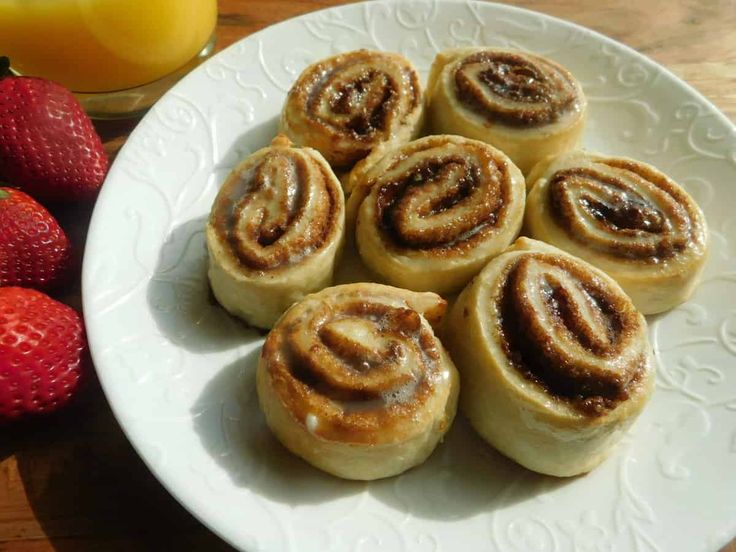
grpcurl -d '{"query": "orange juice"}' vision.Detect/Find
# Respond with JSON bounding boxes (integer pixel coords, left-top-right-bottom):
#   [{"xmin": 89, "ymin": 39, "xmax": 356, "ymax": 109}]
[{"xmin": 0, "ymin": 0, "xmax": 217, "ymax": 92}]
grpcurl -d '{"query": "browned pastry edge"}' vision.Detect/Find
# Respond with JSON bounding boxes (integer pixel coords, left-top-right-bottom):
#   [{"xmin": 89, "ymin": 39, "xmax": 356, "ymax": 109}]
[
  {"xmin": 285, "ymin": 49, "xmax": 422, "ymax": 169},
  {"xmin": 362, "ymin": 137, "xmax": 516, "ymax": 255},
  {"xmin": 210, "ymin": 140, "xmax": 341, "ymax": 272},
  {"xmin": 261, "ymin": 288, "xmax": 448, "ymax": 444},
  {"xmin": 546, "ymin": 157, "xmax": 706, "ymax": 263},
  {"xmin": 453, "ymin": 50, "xmax": 581, "ymax": 128},
  {"xmin": 495, "ymin": 252, "xmax": 647, "ymax": 416}
]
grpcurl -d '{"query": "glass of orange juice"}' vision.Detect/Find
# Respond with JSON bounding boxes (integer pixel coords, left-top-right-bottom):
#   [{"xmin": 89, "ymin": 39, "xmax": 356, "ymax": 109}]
[{"xmin": 0, "ymin": 0, "xmax": 217, "ymax": 118}]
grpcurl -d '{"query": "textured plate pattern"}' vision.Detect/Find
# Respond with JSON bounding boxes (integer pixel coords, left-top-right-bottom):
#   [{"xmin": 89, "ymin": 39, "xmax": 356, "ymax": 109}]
[{"xmin": 82, "ymin": 1, "xmax": 736, "ymax": 551}]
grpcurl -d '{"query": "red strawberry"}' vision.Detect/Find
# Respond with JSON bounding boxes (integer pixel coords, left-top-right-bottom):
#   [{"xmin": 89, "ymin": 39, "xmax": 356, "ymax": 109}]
[
  {"xmin": 0, "ymin": 60, "xmax": 108, "ymax": 202},
  {"xmin": 0, "ymin": 187, "xmax": 72, "ymax": 290},
  {"xmin": 0, "ymin": 287, "xmax": 86, "ymax": 422}
]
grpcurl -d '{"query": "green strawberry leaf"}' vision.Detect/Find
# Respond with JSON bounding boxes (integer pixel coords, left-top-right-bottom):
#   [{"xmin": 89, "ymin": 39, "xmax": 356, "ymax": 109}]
[
  {"xmin": 0, "ymin": 57, "xmax": 10, "ymax": 78},
  {"xmin": 0, "ymin": 189, "xmax": 9, "ymax": 200}
]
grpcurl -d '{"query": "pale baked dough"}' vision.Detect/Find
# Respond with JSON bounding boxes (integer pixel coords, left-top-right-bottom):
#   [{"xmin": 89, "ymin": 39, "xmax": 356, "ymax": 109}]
[
  {"xmin": 206, "ymin": 135, "xmax": 345, "ymax": 329},
  {"xmin": 257, "ymin": 283, "xmax": 459, "ymax": 480},
  {"xmin": 281, "ymin": 49, "xmax": 424, "ymax": 175},
  {"xmin": 525, "ymin": 151, "xmax": 709, "ymax": 314},
  {"xmin": 426, "ymin": 48, "xmax": 586, "ymax": 175},
  {"xmin": 348, "ymin": 134, "xmax": 525, "ymax": 295},
  {"xmin": 444, "ymin": 238, "xmax": 655, "ymax": 477}
]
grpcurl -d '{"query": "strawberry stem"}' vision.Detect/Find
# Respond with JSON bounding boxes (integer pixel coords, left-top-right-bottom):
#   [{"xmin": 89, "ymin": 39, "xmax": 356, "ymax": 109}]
[{"xmin": 0, "ymin": 57, "xmax": 10, "ymax": 78}]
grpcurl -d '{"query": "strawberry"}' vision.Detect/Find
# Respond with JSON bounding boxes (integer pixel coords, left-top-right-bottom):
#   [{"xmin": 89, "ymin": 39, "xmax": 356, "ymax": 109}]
[
  {"xmin": 0, "ymin": 187, "xmax": 72, "ymax": 290},
  {"xmin": 0, "ymin": 57, "xmax": 109, "ymax": 202},
  {"xmin": 0, "ymin": 287, "xmax": 86, "ymax": 422}
]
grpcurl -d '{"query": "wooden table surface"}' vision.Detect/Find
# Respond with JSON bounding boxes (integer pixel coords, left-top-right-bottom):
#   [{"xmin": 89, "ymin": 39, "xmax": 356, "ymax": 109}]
[{"xmin": 1, "ymin": 1, "xmax": 734, "ymax": 550}]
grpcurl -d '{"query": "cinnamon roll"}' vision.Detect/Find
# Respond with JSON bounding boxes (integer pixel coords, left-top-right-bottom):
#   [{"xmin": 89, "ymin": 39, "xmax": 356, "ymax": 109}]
[
  {"xmin": 206, "ymin": 135, "xmax": 345, "ymax": 329},
  {"xmin": 426, "ymin": 48, "xmax": 586, "ymax": 175},
  {"xmin": 257, "ymin": 283, "xmax": 459, "ymax": 480},
  {"xmin": 525, "ymin": 151, "xmax": 709, "ymax": 314},
  {"xmin": 348, "ymin": 135, "xmax": 525, "ymax": 295},
  {"xmin": 445, "ymin": 238, "xmax": 655, "ymax": 477},
  {"xmin": 281, "ymin": 49, "xmax": 423, "ymax": 175}
]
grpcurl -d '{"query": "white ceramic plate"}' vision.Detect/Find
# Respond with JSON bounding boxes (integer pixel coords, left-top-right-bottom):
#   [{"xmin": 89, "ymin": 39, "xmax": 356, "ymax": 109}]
[{"xmin": 82, "ymin": 1, "xmax": 736, "ymax": 551}]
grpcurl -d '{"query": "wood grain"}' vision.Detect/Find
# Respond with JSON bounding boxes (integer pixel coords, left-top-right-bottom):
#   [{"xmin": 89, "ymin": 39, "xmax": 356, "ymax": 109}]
[{"xmin": 1, "ymin": 1, "xmax": 734, "ymax": 551}]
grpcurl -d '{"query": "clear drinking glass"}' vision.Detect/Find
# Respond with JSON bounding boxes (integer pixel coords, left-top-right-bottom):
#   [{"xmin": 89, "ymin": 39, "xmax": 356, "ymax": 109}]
[{"xmin": 0, "ymin": 0, "xmax": 217, "ymax": 118}]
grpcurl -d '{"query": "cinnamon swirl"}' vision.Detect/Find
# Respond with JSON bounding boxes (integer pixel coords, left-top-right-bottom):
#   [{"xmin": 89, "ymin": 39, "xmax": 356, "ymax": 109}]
[
  {"xmin": 206, "ymin": 135, "xmax": 345, "ymax": 329},
  {"xmin": 426, "ymin": 48, "xmax": 586, "ymax": 174},
  {"xmin": 348, "ymin": 135, "xmax": 525, "ymax": 295},
  {"xmin": 525, "ymin": 151, "xmax": 709, "ymax": 314},
  {"xmin": 257, "ymin": 283, "xmax": 459, "ymax": 480},
  {"xmin": 445, "ymin": 238, "xmax": 655, "ymax": 477},
  {"xmin": 281, "ymin": 49, "xmax": 423, "ymax": 175}
]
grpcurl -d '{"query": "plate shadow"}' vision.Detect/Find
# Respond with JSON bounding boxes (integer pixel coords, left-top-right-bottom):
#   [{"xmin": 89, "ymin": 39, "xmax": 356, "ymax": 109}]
[
  {"xmin": 192, "ymin": 348, "xmax": 365, "ymax": 506},
  {"xmin": 192, "ymin": 348, "xmax": 574, "ymax": 521},
  {"xmin": 146, "ymin": 217, "xmax": 261, "ymax": 353}
]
